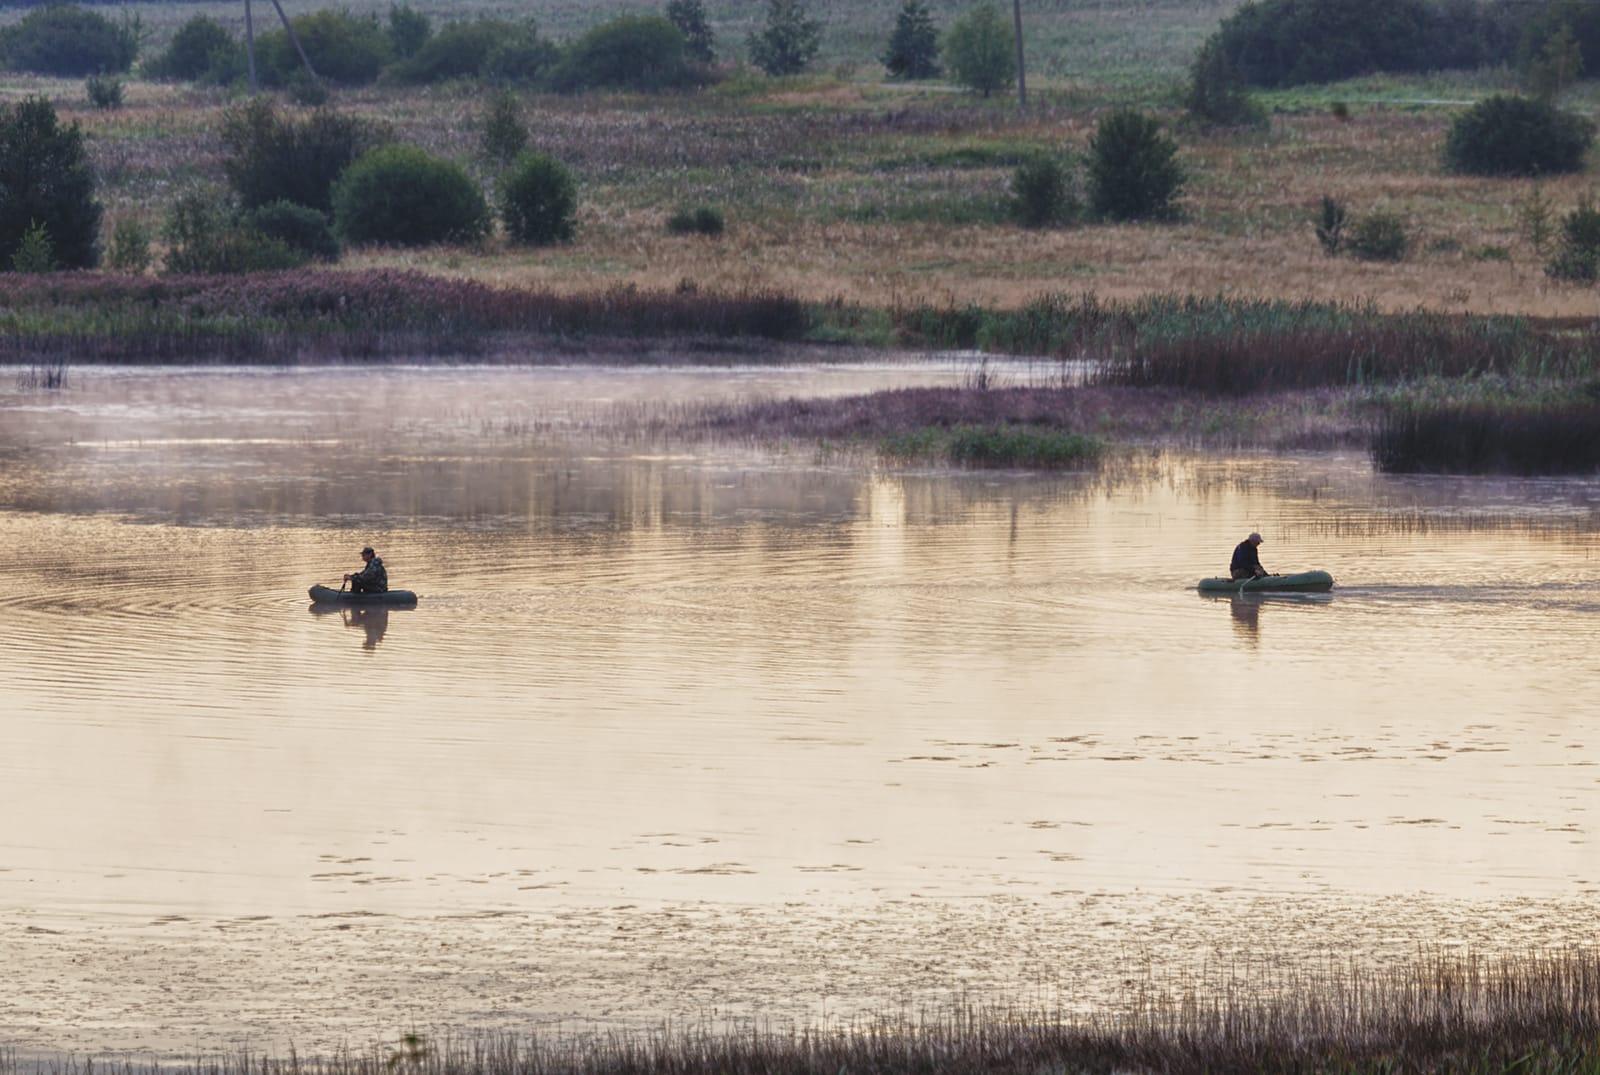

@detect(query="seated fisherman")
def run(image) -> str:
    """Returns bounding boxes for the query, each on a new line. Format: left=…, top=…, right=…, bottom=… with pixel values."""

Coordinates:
left=1230, top=532, right=1268, bottom=581
left=344, top=546, right=388, bottom=593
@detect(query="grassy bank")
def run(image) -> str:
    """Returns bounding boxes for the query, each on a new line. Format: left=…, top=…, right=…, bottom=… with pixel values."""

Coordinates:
left=9, top=950, right=1600, bottom=1074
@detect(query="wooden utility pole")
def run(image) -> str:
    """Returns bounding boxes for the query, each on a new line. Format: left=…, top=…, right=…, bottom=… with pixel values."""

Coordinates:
left=268, top=0, right=321, bottom=85
left=1012, top=0, right=1027, bottom=110
left=244, top=0, right=258, bottom=92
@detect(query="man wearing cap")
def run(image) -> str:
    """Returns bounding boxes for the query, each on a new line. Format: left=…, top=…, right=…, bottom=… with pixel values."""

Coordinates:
left=344, top=546, right=389, bottom=594
left=1230, top=533, right=1268, bottom=581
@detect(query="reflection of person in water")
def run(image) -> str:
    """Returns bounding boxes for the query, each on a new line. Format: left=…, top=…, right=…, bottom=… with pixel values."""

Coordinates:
left=343, top=607, right=389, bottom=649
left=1229, top=595, right=1260, bottom=643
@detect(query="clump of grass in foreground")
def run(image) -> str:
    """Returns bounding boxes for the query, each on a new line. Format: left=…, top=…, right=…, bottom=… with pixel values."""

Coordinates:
left=1375, top=401, right=1600, bottom=475
left=10, top=950, right=1600, bottom=1074
left=881, top=425, right=1101, bottom=468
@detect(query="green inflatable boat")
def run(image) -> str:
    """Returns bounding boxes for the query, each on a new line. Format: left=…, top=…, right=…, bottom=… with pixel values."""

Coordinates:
left=308, top=585, right=419, bottom=607
left=1196, top=571, right=1334, bottom=594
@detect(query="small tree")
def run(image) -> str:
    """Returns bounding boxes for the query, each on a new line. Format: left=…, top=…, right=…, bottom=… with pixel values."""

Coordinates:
left=1185, top=38, right=1263, bottom=128
left=86, top=75, right=124, bottom=111
left=666, top=0, right=716, bottom=65
left=11, top=221, right=55, bottom=273
left=749, top=0, right=821, bottom=77
left=499, top=152, right=577, bottom=245
left=106, top=217, right=153, bottom=273
left=1315, top=195, right=1347, bottom=255
left=333, top=145, right=489, bottom=246
left=883, top=0, right=941, bottom=80
left=0, top=98, right=101, bottom=270
left=387, top=4, right=432, bottom=59
left=1527, top=22, right=1583, bottom=104
left=161, top=190, right=305, bottom=274
left=481, top=90, right=528, bottom=165
left=1547, top=196, right=1600, bottom=282
left=1010, top=156, right=1077, bottom=228
left=1087, top=109, right=1185, bottom=222
left=943, top=3, right=1015, bottom=98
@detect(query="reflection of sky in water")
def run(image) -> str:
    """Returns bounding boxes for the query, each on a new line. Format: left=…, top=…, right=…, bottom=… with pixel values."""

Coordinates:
left=2, top=367, right=1600, bottom=926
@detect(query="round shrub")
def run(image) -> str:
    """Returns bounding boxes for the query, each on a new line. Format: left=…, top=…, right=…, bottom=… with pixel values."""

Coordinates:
left=1087, top=109, right=1185, bottom=222
left=551, top=15, right=695, bottom=93
left=499, top=152, right=577, bottom=246
left=334, top=145, right=489, bottom=246
left=245, top=200, right=340, bottom=262
left=385, top=18, right=503, bottom=83
left=1346, top=212, right=1409, bottom=262
left=222, top=100, right=387, bottom=215
left=146, top=15, right=235, bottom=81
left=1443, top=95, right=1594, bottom=177
left=0, top=5, right=138, bottom=77
left=0, top=97, right=101, bottom=270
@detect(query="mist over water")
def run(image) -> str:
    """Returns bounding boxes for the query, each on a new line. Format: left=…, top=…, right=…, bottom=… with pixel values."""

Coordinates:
left=3, top=366, right=1599, bottom=1053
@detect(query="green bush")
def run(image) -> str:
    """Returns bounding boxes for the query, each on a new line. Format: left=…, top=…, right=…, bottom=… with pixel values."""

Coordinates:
left=146, top=15, right=236, bottom=81
left=666, top=0, right=716, bottom=65
left=1443, top=94, right=1593, bottom=177
left=499, top=152, right=577, bottom=245
left=162, top=190, right=305, bottom=274
left=1208, top=0, right=1506, bottom=89
left=86, top=74, right=123, bottom=110
left=334, top=144, right=489, bottom=246
left=288, top=70, right=330, bottom=106
left=1184, top=38, right=1263, bottom=128
left=387, top=4, right=431, bottom=60
left=883, top=0, right=941, bottom=80
left=222, top=100, right=387, bottom=214
left=666, top=205, right=724, bottom=236
left=0, top=5, right=138, bottom=77
left=1087, top=109, right=1185, bottom=222
left=0, top=98, right=101, bottom=270
left=552, top=15, right=697, bottom=93
left=384, top=18, right=500, bottom=82
left=1010, top=155, right=1077, bottom=228
left=483, top=25, right=561, bottom=84
left=943, top=3, right=1015, bottom=98
left=258, top=9, right=390, bottom=86
left=386, top=18, right=555, bottom=84
left=480, top=90, right=527, bottom=164
left=106, top=216, right=152, bottom=273
left=749, top=0, right=821, bottom=76
left=1346, top=212, right=1409, bottom=261
left=1547, top=196, right=1600, bottom=281
left=11, top=221, right=55, bottom=273
left=245, top=200, right=340, bottom=262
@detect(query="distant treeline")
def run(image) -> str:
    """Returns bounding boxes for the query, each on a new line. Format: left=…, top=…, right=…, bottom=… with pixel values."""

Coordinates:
left=1215, top=0, right=1600, bottom=88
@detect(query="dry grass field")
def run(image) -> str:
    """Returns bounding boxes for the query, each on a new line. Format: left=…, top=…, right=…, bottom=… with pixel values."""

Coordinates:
left=4, top=0, right=1600, bottom=316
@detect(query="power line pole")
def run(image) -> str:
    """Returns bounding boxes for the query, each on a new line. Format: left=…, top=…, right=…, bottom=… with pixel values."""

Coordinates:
left=267, top=0, right=321, bottom=86
left=244, top=0, right=258, bottom=92
left=1012, top=0, right=1027, bottom=110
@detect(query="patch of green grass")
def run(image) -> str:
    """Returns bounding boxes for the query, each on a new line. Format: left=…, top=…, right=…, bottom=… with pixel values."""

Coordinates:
left=881, top=424, right=1102, bottom=468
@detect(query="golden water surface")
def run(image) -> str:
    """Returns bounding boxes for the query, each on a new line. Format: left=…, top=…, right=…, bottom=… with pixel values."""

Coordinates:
left=2, top=367, right=1598, bottom=1054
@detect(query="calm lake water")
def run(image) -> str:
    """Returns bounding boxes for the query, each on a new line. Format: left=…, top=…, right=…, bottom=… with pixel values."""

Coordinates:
left=3, top=365, right=1599, bottom=1053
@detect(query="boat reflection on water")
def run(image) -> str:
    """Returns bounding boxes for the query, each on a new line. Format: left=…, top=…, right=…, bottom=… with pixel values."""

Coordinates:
left=309, top=604, right=403, bottom=649
left=1200, top=591, right=1334, bottom=646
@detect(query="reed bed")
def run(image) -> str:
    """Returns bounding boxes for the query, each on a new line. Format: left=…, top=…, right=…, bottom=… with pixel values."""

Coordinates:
left=892, top=294, right=1600, bottom=394
left=8, top=950, right=1600, bottom=1074
left=0, top=272, right=810, bottom=362
left=1374, top=400, right=1600, bottom=474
